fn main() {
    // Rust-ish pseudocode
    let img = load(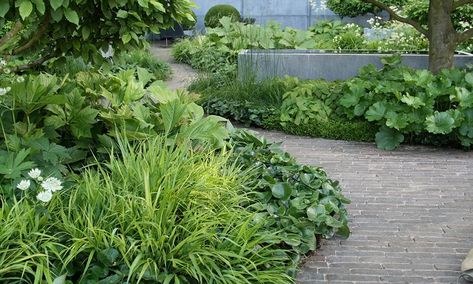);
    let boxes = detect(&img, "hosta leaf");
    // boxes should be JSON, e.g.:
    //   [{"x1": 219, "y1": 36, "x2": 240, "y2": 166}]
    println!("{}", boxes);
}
[
  {"x1": 0, "y1": 2, "x2": 10, "y2": 17},
  {"x1": 19, "y1": 0, "x2": 33, "y2": 20},
  {"x1": 160, "y1": 99, "x2": 187, "y2": 133},
  {"x1": 271, "y1": 182, "x2": 293, "y2": 200},
  {"x1": 375, "y1": 126, "x2": 404, "y2": 150},
  {"x1": 365, "y1": 102, "x2": 386, "y2": 121},
  {"x1": 425, "y1": 111, "x2": 456, "y2": 134}
]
